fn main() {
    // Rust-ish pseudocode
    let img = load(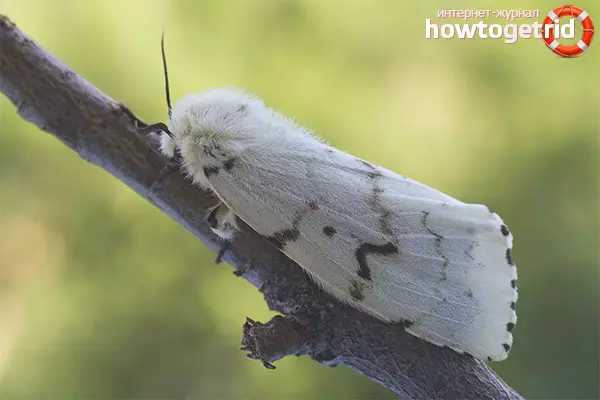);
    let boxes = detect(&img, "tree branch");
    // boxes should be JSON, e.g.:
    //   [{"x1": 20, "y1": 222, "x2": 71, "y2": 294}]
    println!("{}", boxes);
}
[{"x1": 0, "y1": 15, "x2": 523, "y2": 399}]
